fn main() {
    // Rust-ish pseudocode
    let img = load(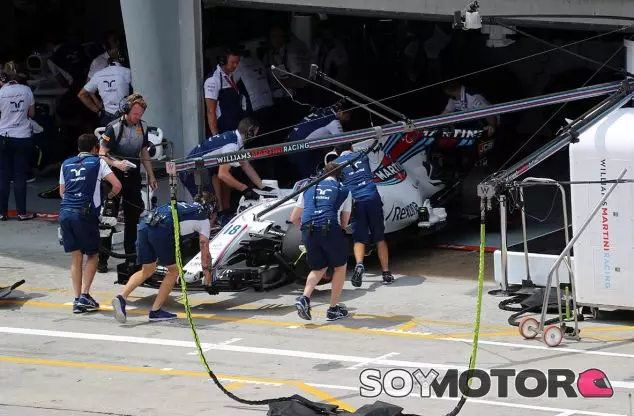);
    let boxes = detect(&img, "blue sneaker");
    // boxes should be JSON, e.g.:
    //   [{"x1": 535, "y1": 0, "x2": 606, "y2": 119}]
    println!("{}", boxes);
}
[
  {"x1": 326, "y1": 305, "x2": 349, "y2": 321},
  {"x1": 77, "y1": 294, "x2": 100, "y2": 311},
  {"x1": 295, "y1": 296, "x2": 312, "y2": 320},
  {"x1": 112, "y1": 295, "x2": 127, "y2": 323},
  {"x1": 149, "y1": 309, "x2": 177, "y2": 322},
  {"x1": 351, "y1": 263, "x2": 364, "y2": 287},
  {"x1": 382, "y1": 271, "x2": 394, "y2": 285},
  {"x1": 73, "y1": 299, "x2": 86, "y2": 314}
]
